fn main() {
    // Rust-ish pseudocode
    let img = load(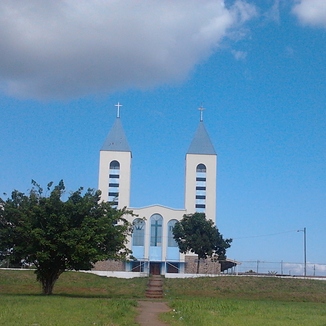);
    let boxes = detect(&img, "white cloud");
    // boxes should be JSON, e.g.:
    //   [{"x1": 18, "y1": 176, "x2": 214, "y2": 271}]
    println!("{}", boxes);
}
[
  {"x1": 264, "y1": 0, "x2": 281, "y2": 24},
  {"x1": 283, "y1": 263, "x2": 303, "y2": 275},
  {"x1": 0, "y1": 0, "x2": 256, "y2": 100},
  {"x1": 284, "y1": 46, "x2": 295, "y2": 57},
  {"x1": 231, "y1": 0, "x2": 257, "y2": 24},
  {"x1": 231, "y1": 50, "x2": 247, "y2": 60},
  {"x1": 284, "y1": 262, "x2": 326, "y2": 277},
  {"x1": 292, "y1": 0, "x2": 326, "y2": 28}
]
